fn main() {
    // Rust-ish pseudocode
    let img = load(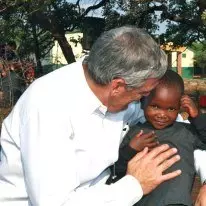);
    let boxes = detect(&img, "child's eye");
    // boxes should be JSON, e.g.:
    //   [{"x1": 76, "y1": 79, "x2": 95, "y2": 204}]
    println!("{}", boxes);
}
[
  {"x1": 168, "y1": 108, "x2": 176, "y2": 112},
  {"x1": 151, "y1": 105, "x2": 158, "y2": 109}
]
